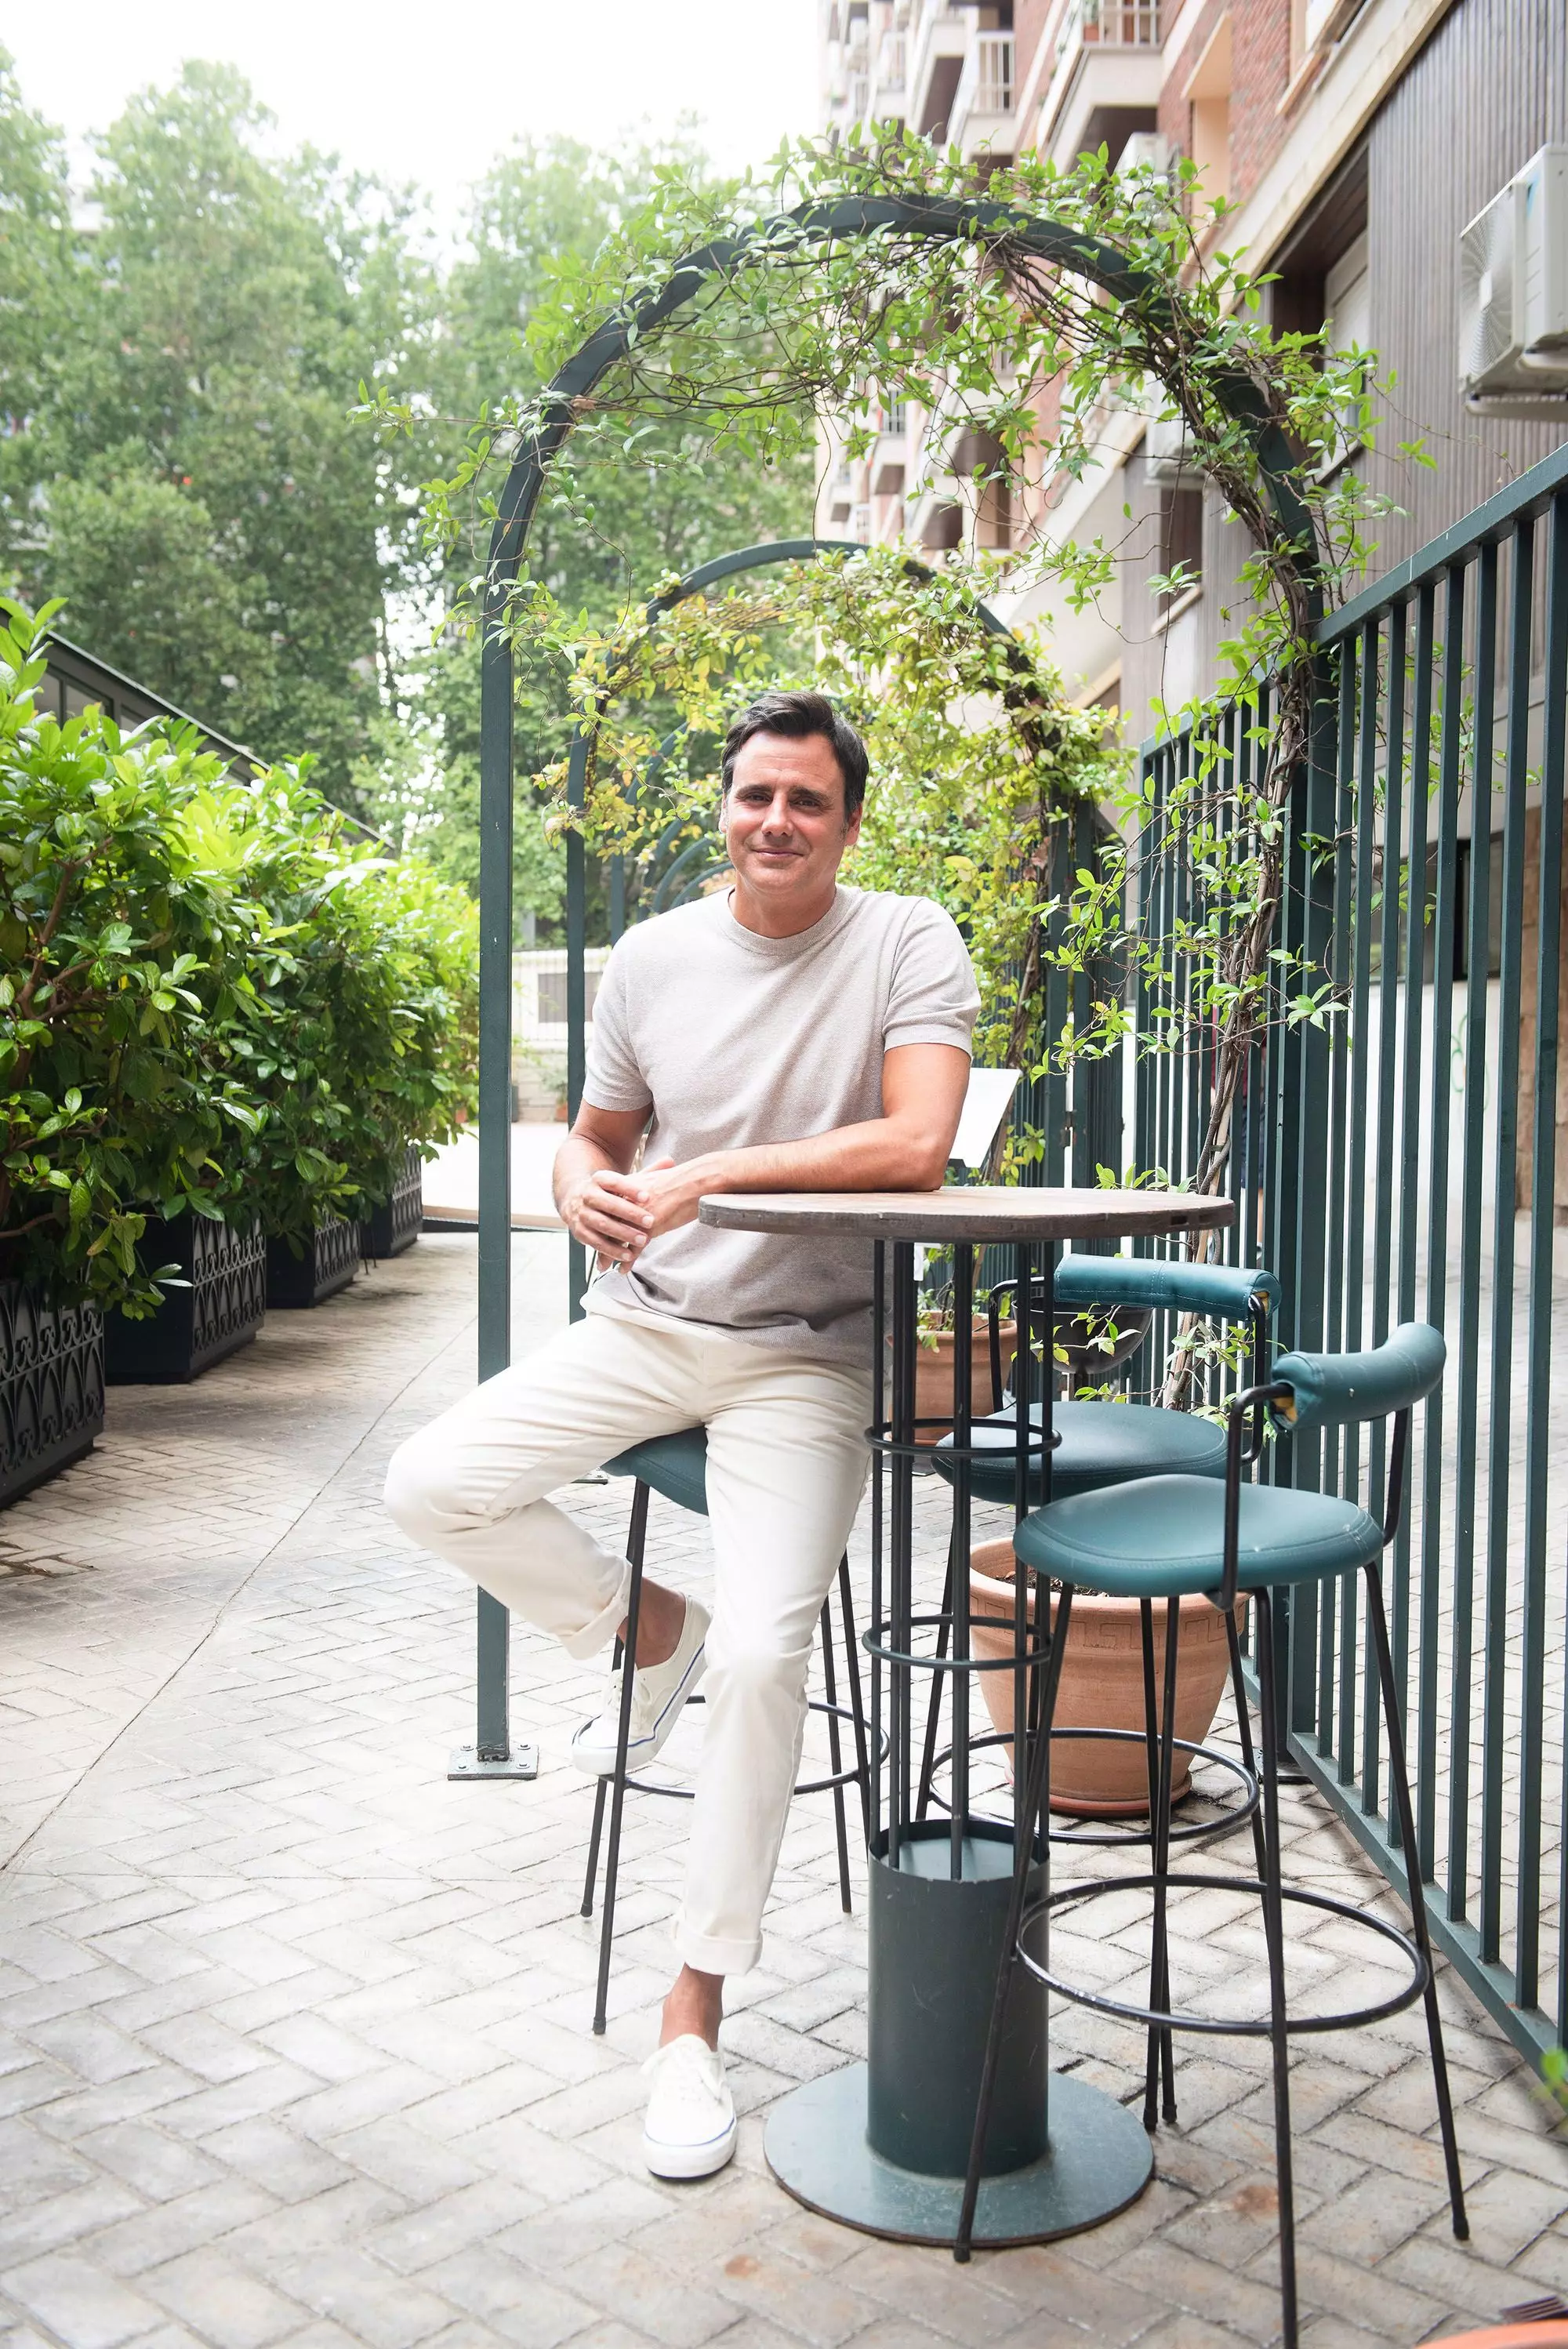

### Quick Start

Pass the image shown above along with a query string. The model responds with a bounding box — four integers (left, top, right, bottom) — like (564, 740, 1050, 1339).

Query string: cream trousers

(383, 1309, 869, 1976)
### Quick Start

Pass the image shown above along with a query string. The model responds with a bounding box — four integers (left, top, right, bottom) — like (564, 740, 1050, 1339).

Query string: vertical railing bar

(1365, 599, 1407, 1820)
(1416, 560, 1465, 1882)
(1481, 516, 1534, 1967)
(1391, 579, 1436, 1769)
(1448, 539, 1497, 1921)
(1518, 491, 1568, 2014)
(1320, 641, 1357, 1750)
(1340, 617, 1380, 1784)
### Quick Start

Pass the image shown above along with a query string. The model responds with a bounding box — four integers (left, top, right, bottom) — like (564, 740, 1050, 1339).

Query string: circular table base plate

(764, 2064, 1154, 2249)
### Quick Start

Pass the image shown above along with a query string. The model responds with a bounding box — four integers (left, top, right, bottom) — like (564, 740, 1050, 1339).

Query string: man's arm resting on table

(557, 1043, 970, 1258)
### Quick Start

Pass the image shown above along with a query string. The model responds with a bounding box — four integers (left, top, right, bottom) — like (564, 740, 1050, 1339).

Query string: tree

(0, 53, 87, 577)
(368, 136, 815, 939)
(6, 63, 431, 805)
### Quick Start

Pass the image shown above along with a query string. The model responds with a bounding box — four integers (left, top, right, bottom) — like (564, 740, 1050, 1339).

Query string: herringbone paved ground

(2, 1232, 1566, 2349)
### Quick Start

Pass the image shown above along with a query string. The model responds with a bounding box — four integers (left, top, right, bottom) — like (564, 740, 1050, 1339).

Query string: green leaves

(0, 603, 477, 1307)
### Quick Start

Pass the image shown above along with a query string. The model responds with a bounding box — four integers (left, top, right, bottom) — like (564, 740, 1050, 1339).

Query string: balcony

(949, 31, 1015, 156)
(865, 28, 908, 121)
(906, 1, 974, 139)
(1037, 0, 1164, 176)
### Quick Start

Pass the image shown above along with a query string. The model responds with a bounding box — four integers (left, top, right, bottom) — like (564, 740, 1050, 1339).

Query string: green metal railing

(1134, 438, 1568, 2068)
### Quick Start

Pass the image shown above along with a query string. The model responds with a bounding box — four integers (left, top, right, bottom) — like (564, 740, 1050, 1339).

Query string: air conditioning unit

(1460, 144, 1568, 412)
(1144, 412, 1192, 485)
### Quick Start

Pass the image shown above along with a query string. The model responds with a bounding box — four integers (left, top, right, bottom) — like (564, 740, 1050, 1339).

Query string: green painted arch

(476, 193, 1322, 1381)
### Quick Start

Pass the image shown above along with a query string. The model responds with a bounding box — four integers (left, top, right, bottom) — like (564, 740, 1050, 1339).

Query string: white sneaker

(641, 2035, 736, 2179)
(569, 1596, 710, 1777)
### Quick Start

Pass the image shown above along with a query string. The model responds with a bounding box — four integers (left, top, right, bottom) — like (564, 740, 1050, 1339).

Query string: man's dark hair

(720, 690, 869, 820)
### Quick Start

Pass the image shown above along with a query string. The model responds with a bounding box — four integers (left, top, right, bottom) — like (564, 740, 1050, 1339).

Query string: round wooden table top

(697, 1185, 1235, 1244)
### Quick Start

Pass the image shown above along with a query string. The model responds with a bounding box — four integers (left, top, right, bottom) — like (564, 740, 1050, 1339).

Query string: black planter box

(267, 1213, 359, 1309)
(105, 1212, 266, 1385)
(1, 1276, 104, 1507)
(360, 1146, 423, 1260)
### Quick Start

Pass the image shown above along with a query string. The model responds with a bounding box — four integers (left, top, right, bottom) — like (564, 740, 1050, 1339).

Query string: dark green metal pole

(567, 730, 590, 1323)
(475, 588, 515, 1763)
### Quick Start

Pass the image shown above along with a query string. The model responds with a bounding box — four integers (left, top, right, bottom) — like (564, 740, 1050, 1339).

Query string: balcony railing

(1055, 0, 1162, 62)
(877, 31, 907, 92)
(949, 31, 1014, 148)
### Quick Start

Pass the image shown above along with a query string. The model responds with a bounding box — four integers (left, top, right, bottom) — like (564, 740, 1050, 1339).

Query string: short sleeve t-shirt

(579, 885, 980, 1363)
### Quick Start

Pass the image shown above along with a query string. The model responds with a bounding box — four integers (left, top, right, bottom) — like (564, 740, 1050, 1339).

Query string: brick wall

(1159, 0, 1296, 214)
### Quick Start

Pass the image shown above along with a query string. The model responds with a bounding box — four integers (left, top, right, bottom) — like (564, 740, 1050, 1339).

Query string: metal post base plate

(765, 2063, 1152, 2249)
(448, 1745, 538, 1781)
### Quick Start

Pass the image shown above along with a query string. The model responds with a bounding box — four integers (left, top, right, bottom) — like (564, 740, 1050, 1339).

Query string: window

(1156, 485, 1203, 607)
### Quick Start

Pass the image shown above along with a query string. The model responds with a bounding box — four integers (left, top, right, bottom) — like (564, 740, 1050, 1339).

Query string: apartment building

(817, 0, 1568, 737)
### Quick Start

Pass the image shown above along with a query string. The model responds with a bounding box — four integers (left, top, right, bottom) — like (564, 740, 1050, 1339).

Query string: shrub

(0, 600, 478, 1302)
(0, 603, 267, 1309)
(197, 767, 478, 1242)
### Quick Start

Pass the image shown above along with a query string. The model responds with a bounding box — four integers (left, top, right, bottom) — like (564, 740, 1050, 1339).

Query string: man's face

(720, 730, 860, 909)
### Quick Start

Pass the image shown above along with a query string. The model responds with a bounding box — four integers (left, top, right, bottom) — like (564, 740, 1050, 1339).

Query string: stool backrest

(1054, 1256, 1279, 1325)
(1267, 1323, 1445, 1436)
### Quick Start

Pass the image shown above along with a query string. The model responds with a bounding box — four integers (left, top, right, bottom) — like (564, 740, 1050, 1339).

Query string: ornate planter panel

(105, 1213, 266, 1385)
(360, 1145, 423, 1261)
(0, 1277, 104, 1507)
(267, 1214, 359, 1309)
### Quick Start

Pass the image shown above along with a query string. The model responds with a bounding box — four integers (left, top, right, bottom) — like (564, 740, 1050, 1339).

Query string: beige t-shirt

(580, 884, 980, 1363)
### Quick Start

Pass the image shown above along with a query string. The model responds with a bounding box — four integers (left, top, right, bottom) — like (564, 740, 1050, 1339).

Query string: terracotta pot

(909, 1321, 1016, 1446)
(968, 1538, 1246, 1816)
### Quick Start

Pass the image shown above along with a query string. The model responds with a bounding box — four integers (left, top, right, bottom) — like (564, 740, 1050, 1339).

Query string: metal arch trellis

(466, 190, 1324, 1769)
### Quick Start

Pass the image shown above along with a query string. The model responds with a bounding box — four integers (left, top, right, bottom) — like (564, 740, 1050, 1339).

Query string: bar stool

(921, 1258, 1279, 1848)
(955, 1323, 1468, 2349)
(578, 1426, 873, 2035)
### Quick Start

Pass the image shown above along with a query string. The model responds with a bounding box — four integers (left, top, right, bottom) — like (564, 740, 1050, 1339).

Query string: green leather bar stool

(920, 1257, 1279, 1843)
(579, 1427, 872, 2035)
(954, 1323, 1468, 2349)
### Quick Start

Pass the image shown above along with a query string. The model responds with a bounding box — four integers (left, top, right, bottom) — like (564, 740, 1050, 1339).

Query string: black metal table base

(765, 2064, 1153, 2249)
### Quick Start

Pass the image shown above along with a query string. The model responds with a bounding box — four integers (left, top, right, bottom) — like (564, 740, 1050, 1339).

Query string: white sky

(4, 1, 822, 237)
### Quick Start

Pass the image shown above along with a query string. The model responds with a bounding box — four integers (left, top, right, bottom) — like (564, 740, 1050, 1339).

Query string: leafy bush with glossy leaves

(0, 601, 477, 1305)
(199, 768, 478, 1245)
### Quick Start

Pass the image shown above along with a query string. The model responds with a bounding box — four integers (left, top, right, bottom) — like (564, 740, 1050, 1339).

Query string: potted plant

(360, 1142, 423, 1260)
(201, 769, 476, 1307)
(968, 1536, 1246, 1815)
(105, 1207, 267, 1382)
(0, 603, 270, 1472)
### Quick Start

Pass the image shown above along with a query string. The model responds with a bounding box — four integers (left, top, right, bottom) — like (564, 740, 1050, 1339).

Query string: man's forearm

(684, 1115, 949, 1202)
(552, 1130, 622, 1217)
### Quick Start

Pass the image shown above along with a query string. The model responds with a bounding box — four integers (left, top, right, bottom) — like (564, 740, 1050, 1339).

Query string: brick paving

(1, 1231, 1566, 2349)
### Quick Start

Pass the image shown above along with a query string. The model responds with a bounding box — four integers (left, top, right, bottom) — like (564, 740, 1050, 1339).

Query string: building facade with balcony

(817, 0, 1568, 741)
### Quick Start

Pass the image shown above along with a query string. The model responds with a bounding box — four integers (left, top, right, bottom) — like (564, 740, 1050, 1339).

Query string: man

(385, 690, 978, 2180)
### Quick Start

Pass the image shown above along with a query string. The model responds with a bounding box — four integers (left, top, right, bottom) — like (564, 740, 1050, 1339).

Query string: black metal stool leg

(1143, 1596, 1180, 2129)
(1225, 1603, 1269, 1882)
(839, 1556, 871, 1844)
(580, 1672, 615, 1918)
(1364, 1561, 1468, 2240)
(1254, 1590, 1299, 2349)
(1138, 1598, 1163, 2129)
(916, 1537, 956, 1820)
(592, 1480, 650, 2037)
(955, 1580, 1075, 2263)
(820, 1593, 852, 1915)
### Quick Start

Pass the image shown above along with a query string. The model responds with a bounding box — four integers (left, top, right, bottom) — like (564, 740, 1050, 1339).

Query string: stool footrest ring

(612, 1694, 888, 1803)
(920, 1727, 1259, 1848)
(1016, 1869, 1429, 2037)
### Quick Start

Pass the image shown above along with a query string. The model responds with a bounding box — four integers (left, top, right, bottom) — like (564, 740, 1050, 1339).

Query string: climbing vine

(370, 131, 1421, 1247)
